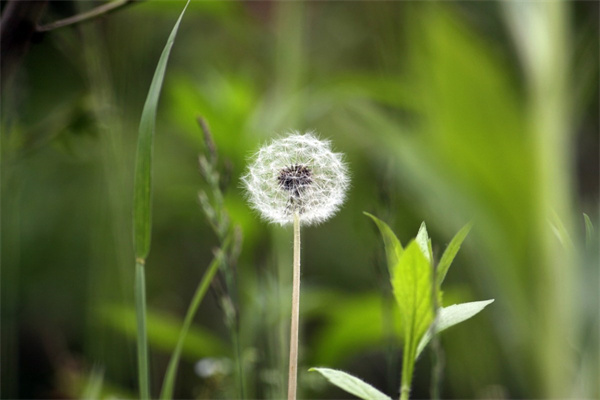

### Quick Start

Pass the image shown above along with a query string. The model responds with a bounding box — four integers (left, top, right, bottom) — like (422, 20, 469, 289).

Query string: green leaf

(416, 299, 494, 356)
(133, 0, 190, 259)
(310, 368, 392, 400)
(584, 213, 594, 248)
(436, 222, 472, 287)
(364, 212, 403, 277)
(415, 221, 432, 263)
(393, 241, 435, 349)
(392, 241, 434, 398)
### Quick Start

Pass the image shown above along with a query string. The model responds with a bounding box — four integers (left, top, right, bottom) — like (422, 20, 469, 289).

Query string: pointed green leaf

(416, 222, 431, 263)
(392, 241, 434, 398)
(436, 222, 472, 287)
(364, 212, 403, 276)
(310, 368, 392, 400)
(416, 299, 494, 356)
(393, 241, 435, 346)
(133, 0, 190, 259)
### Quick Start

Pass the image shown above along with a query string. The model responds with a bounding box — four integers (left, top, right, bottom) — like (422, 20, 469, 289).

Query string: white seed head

(242, 132, 350, 226)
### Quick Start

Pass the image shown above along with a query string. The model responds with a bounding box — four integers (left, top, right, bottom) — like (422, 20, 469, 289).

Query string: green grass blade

(160, 247, 227, 400)
(133, 0, 190, 259)
(135, 261, 150, 400)
(132, 3, 190, 398)
(364, 212, 404, 277)
(436, 222, 472, 287)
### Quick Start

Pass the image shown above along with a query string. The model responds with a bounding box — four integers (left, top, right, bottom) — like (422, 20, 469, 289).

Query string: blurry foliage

(1, 1, 598, 399)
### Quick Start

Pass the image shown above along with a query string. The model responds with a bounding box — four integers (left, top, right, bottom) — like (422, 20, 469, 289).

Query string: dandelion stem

(287, 212, 301, 400)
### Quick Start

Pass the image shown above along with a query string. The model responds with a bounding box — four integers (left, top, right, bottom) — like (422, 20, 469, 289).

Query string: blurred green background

(1, 1, 598, 399)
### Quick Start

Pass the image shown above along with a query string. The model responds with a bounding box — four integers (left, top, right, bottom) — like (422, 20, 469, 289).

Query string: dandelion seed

(242, 132, 350, 226)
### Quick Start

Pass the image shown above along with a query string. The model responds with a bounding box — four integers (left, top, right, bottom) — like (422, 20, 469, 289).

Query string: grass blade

(133, 2, 190, 399)
(133, 0, 190, 259)
(159, 245, 228, 400)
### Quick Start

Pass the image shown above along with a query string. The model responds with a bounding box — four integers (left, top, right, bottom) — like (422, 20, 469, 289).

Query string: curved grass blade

(134, 0, 190, 259)
(133, 2, 191, 399)
(160, 244, 228, 400)
(310, 368, 392, 400)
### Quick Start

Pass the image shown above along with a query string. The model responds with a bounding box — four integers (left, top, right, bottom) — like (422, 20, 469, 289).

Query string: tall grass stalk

(132, 2, 190, 398)
(160, 243, 229, 399)
(134, 260, 149, 399)
(196, 117, 245, 398)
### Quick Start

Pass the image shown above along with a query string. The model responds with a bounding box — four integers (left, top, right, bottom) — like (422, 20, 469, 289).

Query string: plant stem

(135, 259, 150, 400)
(36, 0, 138, 32)
(287, 212, 301, 400)
(400, 340, 415, 400)
(159, 247, 226, 399)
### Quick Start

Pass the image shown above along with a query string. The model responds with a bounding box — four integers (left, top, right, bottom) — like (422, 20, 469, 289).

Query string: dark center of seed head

(278, 164, 313, 198)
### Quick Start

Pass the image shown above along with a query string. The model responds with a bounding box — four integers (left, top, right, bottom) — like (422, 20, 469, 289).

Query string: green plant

(311, 213, 494, 400)
(132, 2, 190, 398)
(242, 133, 350, 400)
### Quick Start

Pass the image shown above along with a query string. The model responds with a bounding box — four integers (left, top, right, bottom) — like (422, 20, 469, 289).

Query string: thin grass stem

(159, 246, 228, 399)
(135, 259, 150, 400)
(287, 212, 301, 400)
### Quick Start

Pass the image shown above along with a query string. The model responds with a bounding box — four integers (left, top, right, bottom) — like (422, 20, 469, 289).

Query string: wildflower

(242, 132, 350, 226)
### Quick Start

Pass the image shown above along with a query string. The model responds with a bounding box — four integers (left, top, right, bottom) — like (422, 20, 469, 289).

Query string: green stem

(287, 212, 301, 400)
(400, 330, 419, 400)
(232, 324, 245, 399)
(159, 248, 226, 399)
(36, 0, 137, 32)
(135, 259, 150, 400)
(399, 346, 413, 400)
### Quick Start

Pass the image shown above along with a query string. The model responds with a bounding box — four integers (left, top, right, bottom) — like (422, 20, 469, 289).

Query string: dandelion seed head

(242, 132, 350, 226)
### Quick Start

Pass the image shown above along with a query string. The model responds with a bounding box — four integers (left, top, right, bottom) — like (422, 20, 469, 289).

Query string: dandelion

(242, 132, 349, 226)
(242, 132, 349, 400)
